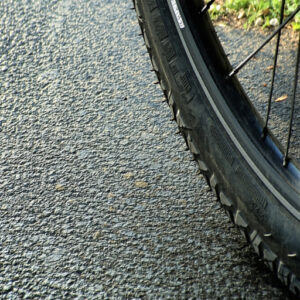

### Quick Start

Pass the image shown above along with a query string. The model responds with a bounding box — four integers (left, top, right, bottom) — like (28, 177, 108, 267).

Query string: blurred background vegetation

(209, 0, 300, 30)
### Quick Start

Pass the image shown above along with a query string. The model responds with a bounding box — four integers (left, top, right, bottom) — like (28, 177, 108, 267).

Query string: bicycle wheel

(133, 0, 300, 295)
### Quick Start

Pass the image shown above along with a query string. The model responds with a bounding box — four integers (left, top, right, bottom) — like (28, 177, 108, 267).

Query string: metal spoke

(206, 1, 300, 162)
(200, 0, 216, 14)
(228, 5, 300, 78)
(283, 33, 300, 167)
(262, 0, 286, 138)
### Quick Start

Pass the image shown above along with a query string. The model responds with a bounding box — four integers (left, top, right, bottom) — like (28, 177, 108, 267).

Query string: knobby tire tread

(133, 0, 300, 296)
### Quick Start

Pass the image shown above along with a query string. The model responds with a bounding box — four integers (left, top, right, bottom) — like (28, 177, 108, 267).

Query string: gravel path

(0, 1, 295, 298)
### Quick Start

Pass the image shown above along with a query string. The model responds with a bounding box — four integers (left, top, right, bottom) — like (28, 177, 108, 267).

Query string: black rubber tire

(133, 0, 300, 296)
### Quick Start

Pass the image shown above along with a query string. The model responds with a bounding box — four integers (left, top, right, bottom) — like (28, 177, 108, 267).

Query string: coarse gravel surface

(0, 0, 297, 299)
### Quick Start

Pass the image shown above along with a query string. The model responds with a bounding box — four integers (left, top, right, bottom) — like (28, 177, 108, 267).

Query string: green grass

(209, 0, 300, 30)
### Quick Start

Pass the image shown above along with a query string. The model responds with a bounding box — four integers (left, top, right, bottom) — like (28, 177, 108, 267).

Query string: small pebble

(270, 18, 279, 27)
(135, 181, 149, 188)
(255, 17, 264, 27)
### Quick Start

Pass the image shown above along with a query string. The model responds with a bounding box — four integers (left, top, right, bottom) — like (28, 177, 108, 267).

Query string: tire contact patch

(171, 0, 185, 29)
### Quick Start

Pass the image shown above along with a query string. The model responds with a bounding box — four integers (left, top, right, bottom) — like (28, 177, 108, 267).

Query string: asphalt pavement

(0, 0, 296, 298)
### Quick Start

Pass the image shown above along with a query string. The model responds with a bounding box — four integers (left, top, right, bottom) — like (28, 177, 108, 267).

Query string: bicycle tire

(133, 0, 300, 295)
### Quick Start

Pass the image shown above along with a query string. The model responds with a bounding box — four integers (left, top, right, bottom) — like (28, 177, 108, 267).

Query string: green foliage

(209, 0, 300, 30)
